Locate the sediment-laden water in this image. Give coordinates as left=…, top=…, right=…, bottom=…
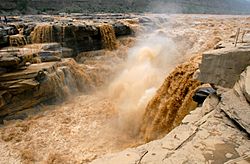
left=0, top=14, right=249, bottom=163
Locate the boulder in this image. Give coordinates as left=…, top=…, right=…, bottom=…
left=0, top=25, right=23, bottom=46
left=198, top=46, right=250, bottom=88
left=23, top=24, right=36, bottom=36
left=61, top=24, right=102, bottom=54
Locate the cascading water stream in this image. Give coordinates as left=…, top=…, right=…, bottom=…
left=99, top=24, right=118, bottom=50
left=31, top=24, right=55, bottom=43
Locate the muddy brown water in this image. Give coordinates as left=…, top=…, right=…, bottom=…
left=0, top=14, right=250, bottom=163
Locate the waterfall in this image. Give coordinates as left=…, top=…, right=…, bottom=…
left=99, top=24, right=118, bottom=50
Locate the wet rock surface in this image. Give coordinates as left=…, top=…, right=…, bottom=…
left=30, top=24, right=101, bottom=54
left=0, top=49, right=30, bottom=69
left=0, top=15, right=133, bottom=56
left=0, top=43, right=69, bottom=71
left=0, top=59, right=87, bottom=121
left=0, top=25, right=19, bottom=47
left=0, top=37, right=104, bottom=121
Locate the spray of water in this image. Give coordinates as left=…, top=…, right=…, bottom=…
left=108, top=33, right=181, bottom=136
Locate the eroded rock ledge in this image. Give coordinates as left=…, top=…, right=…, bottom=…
left=0, top=15, right=134, bottom=122
left=0, top=58, right=93, bottom=121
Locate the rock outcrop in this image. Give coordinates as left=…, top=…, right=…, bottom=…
left=220, top=66, right=250, bottom=134
left=0, top=25, right=19, bottom=47
left=0, top=15, right=133, bottom=57
left=0, top=58, right=94, bottom=122
left=198, top=45, right=250, bottom=88
left=30, top=24, right=101, bottom=54
left=0, top=42, right=93, bottom=122
left=198, top=44, right=250, bottom=134
left=0, top=39, right=128, bottom=122
left=0, top=49, right=32, bottom=69
left=0, top=43, right=72, bottom=71
left=220, top=87, right=250, bottom=135
left=15, top=21, right=131, bottom=55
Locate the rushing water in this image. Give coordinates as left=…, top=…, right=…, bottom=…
left=1, top=14, right=249, bottom=163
